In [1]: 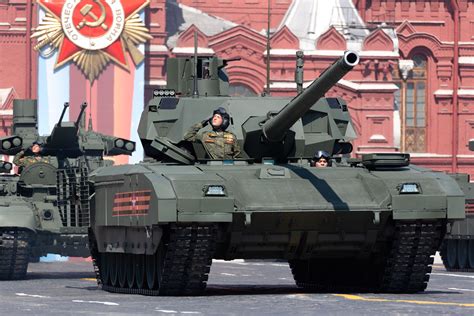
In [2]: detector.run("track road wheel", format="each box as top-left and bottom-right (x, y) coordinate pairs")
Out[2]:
(100, 252), (110, 285)
(100, 225), (217, 296)
(468, 240), (474, 269)
(125, 254), (135, 288)
(135, 254), (146, 289)
(457, 240), (469, 269)
(446, 239), (459, 269)
(146, 253), (157, 290)
(109, 253), (119, 287)
(118, 253), (127, 288)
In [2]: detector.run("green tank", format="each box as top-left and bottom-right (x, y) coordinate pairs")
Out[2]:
(441, 140), (474, 272)
(0, 100), (135, 280)
(88, 50), (465, 295)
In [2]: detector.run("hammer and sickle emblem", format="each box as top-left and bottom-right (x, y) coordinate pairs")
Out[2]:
(76, 0), (108, 30)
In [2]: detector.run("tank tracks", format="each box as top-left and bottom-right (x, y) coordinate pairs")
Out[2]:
(90, 224), (216, 296)
(440, 238), (474, 272)
(289, 221), (443, 293)
(0, 228), (32, 280)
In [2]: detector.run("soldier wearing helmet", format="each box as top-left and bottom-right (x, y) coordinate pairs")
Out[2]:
(311, 150), (331, 168)
(184, 107), (240, 159)
(13, 140), (52, 173)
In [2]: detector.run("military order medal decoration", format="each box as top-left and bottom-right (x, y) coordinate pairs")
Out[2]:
(32, 0), (152, 81)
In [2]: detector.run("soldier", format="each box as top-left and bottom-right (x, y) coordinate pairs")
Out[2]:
(13, 140), (52, 173)
(311, 150), (331, 168)
(184, 107), (240, 159)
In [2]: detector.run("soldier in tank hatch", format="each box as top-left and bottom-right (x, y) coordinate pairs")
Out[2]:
(311, 150), (331, 168)
(184, 107), (240, 159)
(13, 140), (52, 173)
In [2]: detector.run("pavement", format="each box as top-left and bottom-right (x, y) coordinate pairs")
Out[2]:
(0, 259), (473, 315)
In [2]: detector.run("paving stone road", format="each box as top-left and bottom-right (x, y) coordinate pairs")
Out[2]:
(0, 259), (473, 315)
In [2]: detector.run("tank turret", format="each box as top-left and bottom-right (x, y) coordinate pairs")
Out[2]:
(138, 51), (359, 163)
(43, 102), (135, 159)
(262, 51), (359, 142)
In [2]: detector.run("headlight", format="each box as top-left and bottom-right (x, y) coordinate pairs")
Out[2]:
(12, 137), (22, 147)
(1, 161), (12, 171)
(153, 89), (176, 97)
(2, 140), (11, 150)
(125, 142), (135, 151)
(204, 185), (226, 196)
(115, 139), (125, 148)
(399, 183), (421, 194)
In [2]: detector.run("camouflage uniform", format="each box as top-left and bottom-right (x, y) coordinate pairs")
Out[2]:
(13, 150), (52, 172)
(184, 122), (241, 159)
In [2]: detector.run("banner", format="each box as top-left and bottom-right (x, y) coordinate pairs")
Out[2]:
(33, 0), (152, 163)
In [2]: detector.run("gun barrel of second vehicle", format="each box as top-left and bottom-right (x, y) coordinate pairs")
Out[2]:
(75, 102), (87, 128)
(57, 102), (69, 127)
(262, 50), (359, 142)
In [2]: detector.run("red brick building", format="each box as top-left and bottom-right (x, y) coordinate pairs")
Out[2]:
(1, 0), (473, 174)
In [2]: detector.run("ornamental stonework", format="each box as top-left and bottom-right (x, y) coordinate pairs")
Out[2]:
(32, 0), (152, 81)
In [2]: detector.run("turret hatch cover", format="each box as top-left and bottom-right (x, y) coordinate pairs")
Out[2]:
(151, 137), (195, 165)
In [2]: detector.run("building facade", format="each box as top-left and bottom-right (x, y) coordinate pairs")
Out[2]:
(0, 0), (472, 174)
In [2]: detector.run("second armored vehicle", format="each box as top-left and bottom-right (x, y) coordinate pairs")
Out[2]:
(0, 100), (135, 280)
(441, 140), (474, 272)
(88, 51), (465, 295)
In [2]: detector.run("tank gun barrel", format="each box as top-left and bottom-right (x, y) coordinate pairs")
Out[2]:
(75, 102), (87, 128)
(262, 51), (359, 142)
(57, 102), (69, 127)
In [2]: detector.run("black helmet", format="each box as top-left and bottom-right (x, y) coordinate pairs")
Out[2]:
(212, 107), (230, 131)
(32, 140), (43, 146)
(313, 150), (330, 160)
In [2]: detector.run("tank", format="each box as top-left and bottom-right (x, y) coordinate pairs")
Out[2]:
(0, 100), (135, 280)
(440, 140), (474, 272)
(88, 50), (465, 295)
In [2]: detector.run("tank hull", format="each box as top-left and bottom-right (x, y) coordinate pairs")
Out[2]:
(89, 161), (463, 294)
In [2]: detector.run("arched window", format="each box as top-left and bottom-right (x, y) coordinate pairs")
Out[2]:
(229, 84), (257, 97)
(405, 54), (427, 152)
(393, 54), (427, 152)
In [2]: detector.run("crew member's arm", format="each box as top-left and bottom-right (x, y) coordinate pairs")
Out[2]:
(13, 150), (26, 168)
(232, 135), (241, 158)
(184, 119), (209, 142)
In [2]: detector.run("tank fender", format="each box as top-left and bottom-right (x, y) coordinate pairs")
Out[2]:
(92, 164), (178, 225)
(94, 225), (162, 255)
(0, 202), (36, 232)
(435, 172), (466, 220)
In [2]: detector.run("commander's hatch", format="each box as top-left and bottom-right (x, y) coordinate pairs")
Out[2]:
(151, 137), (195, 165)
(361, 153), (410, 170)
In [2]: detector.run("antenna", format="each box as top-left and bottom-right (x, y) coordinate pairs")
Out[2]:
(265, 0), (271, 96)
(192, 31), (199, 98)
(88, 106), (93, 131)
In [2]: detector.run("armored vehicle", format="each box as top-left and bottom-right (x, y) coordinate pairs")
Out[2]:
(88, 50), (465, 295)
(0, 100), (135, 280)
(441, 140), (474, 272)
